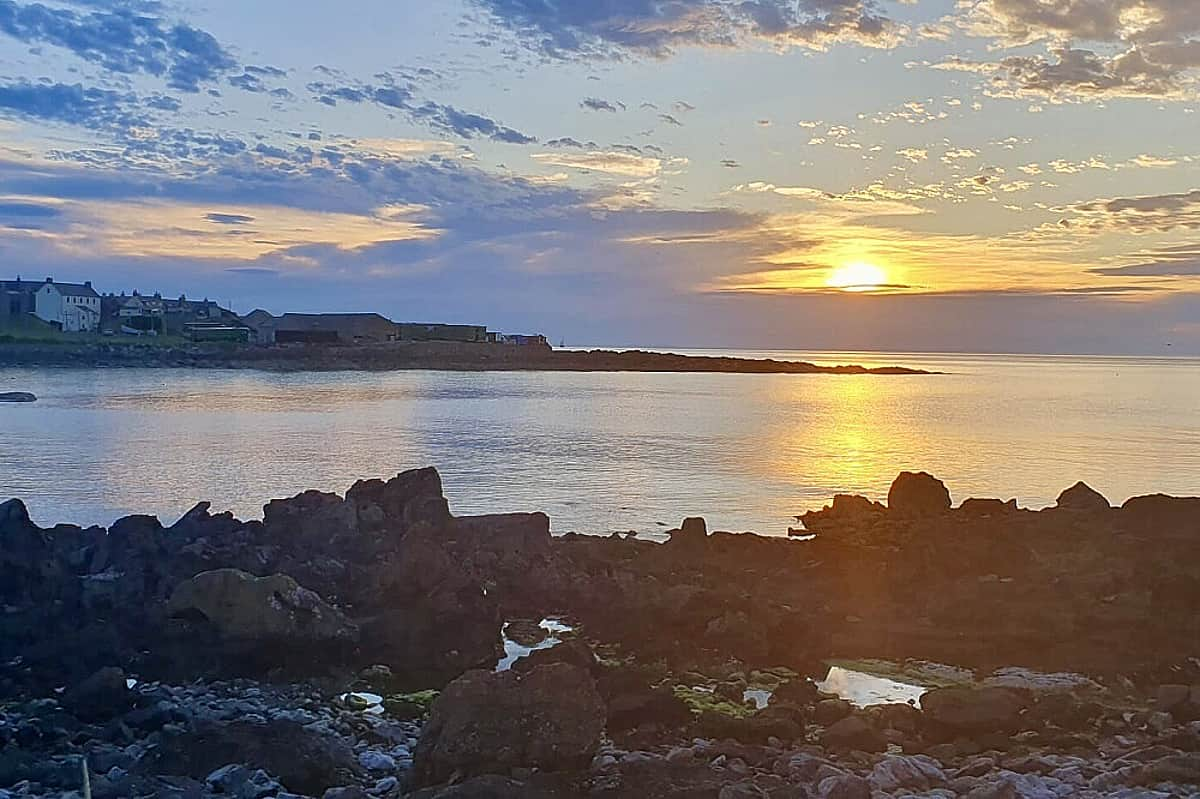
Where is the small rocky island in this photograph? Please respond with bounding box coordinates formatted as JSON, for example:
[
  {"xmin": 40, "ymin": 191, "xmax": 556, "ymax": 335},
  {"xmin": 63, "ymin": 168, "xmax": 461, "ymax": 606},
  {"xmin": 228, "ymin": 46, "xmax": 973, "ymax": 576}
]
[{"xmin": 2, "ymin": 470, "xmax": 1198, "ymax": 798}]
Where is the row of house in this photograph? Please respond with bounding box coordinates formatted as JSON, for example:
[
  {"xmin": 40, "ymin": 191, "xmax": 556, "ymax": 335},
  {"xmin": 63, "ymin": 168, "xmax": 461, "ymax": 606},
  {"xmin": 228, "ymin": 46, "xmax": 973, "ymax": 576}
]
[
  {"xmin": 240, "ymin": 311, "xmax": 547, "ymax": 347},
  {"xmin": 2, "ymin": 277, "xmax": 550, "ymax": 348}
]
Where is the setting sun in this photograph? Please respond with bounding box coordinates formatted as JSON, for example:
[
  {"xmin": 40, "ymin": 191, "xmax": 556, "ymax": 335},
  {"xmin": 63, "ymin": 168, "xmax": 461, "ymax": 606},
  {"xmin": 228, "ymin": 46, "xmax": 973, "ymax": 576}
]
[{"xmin": 826, "ymin": 262, "xmax": 888, "ymax": 292}]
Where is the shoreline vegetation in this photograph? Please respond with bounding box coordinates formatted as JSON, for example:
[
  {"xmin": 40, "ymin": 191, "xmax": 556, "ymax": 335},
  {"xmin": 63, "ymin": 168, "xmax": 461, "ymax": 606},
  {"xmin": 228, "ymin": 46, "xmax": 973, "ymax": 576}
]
[
  {"xmin": 0, "ymin": 339, "xmax": 933, "ymax": 375},
  {"xmin": 2, "ymin": 469, "xmax": 1198, "ymax": 797}
]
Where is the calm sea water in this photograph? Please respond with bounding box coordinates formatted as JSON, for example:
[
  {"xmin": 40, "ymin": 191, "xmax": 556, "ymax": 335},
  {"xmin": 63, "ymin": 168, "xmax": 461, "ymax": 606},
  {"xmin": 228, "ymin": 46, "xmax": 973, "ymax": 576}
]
[{"xmin": 2, "ymin": 351, "xmax": 1198, "ymax": 534}]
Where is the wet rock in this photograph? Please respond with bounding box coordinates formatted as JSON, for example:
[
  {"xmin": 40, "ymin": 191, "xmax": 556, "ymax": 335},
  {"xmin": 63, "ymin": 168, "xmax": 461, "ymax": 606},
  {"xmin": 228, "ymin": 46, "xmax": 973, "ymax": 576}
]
[
  {"xmin": 504, "ymin": 619, "xmax": 548, "ymax": 648},
  {"xmin": 412, "ymin": 663, "xmax": 604, "ymax": 787},
  {"xmin": 166, "ymin": 568, "xmax": 357, "ymax": 643},
  {"xmin": 1055, "ymin": 481, "xmax": 1110, "ymax": 512},
  {"xmin": 888, "ymin": 471, "xmax": 951, "ymax": 516},
  {"xmin": 770, "ymin": 678, "xmax": 818, "ymax": 708},
  {"xmin": 0, "ymin": 391, "xmax": 35, "ymax": 402},
  {"xmin": 921, "ymin": 687, "xmax": 1027, "ymax": 734},
  {"xmin": 61, "ymin": 666, "xmax": 130, "ymax": 721}
]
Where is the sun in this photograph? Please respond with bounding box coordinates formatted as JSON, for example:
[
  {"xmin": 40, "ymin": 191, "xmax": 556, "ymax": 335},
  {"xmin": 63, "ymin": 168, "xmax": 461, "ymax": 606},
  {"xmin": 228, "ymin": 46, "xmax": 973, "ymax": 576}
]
[{"xmin": 826, "ymin": 262, "xmax": 888, "ymax": 292}]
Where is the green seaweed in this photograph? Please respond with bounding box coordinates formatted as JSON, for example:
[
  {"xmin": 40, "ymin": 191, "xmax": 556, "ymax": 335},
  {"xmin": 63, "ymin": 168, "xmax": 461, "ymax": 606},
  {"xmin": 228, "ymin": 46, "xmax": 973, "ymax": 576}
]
[{"xmin": 672, "ymin": 686, "xmax": 756, "ymax": 719}]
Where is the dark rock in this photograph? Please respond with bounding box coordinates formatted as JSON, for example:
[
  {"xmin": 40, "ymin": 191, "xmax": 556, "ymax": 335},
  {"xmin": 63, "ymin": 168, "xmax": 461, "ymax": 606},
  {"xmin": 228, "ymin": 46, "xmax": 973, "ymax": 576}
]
[
  {"xmin": 813, "ymin": 698, "xmax": 852, "ymax": 725},
  {"xmin": 821, "ymin": 715, "xmax": 885, "ymax": 752},
  {"xmin": 770, "ymin": 678, "xmax": 818, "ymax": 708},
  {"xmin": 605, "ymin": 685, "xmax": 693, "ymax": 732},
  {"xmin": 407, "ymin": 775, "xmax": 557, "ymax": 798},
  {"xmin": 138, "ymin": 720, "xmax": 358, "ymax": 796},
  {"xmin": 887, "ymin": 472, "xmax": 951, "ymax": 516},
  {"xmin": 412, "ymin": 663, "xmax": 604, "ymax": 787},
  {"xmin": 0, "ymin": 391, "xmax": 35, "ymax": 402},
  {"xmin": 921, "ymin": 687, "xmax": 1027, "ymax": 734},
  {"xmin": 1055, "ymin": 482, "xmax": 1110, "ymax": 512},
  {"xmin": 512, "ymin": 640, "xmax": 596, "ymax": 675},
  {"xmin": 668, "ymin": 517, "xmax": 709, "ymax": 550},
  {"xmin": 62, "ymin": 667, "xmax": 130, "ymax": 721},
  {"xmin": 958, "ymin": 498, "xmax": 1019, "ymax": 517}
]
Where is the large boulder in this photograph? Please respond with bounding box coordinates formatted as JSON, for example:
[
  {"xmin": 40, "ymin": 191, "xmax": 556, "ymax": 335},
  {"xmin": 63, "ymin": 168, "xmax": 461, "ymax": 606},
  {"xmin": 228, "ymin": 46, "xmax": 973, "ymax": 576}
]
[
  {"xmin": 920, "ymin": 686, "xmax": 1027, "ymax": 734},
  {"xmin": 887, "ymin": 472, "xmax": 951, "ymax": 516},
  {"xmin": 667, "ymin": 517, "xmax": 709, "ymax": 551},
  {"xmin": 412, "ymin": 663, "xmax": 605, "ymax": 788},
  {"xmin": 166, "ymin": 569, "xmax": 357, "ymax": 643},
  {"xmin": 1055, "ymin": 482, "xmax": 1110, "ymax": 512}
]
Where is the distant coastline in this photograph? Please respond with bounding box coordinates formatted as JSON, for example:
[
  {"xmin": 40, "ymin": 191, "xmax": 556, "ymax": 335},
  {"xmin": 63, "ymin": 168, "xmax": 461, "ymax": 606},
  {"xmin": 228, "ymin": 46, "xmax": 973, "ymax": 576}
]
[{"xmin": 0, "ymin": 340, "xmax": 932, "ymax": 375}]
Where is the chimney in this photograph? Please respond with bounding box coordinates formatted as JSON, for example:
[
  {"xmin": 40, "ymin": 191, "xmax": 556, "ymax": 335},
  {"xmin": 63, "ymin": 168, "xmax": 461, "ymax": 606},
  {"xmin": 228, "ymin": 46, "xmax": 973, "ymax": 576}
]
[
  {"xmin": 45, "ymin": 277, "xmax": 53, "ymax": 283},
  {"xmin": 84, "ymin": 281, "xmax": 92, "ymax": 288}
]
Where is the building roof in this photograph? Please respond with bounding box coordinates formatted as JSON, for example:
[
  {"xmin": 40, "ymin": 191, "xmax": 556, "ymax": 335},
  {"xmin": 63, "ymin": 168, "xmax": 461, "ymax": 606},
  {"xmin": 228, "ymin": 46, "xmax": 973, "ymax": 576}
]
[
  {"xmin": 1, "ymin": 279, "xmax": 44, "ymax": 293},
  {"xmin": 43, "ymin": 280, "xmax": 100, "ymax": 299}
]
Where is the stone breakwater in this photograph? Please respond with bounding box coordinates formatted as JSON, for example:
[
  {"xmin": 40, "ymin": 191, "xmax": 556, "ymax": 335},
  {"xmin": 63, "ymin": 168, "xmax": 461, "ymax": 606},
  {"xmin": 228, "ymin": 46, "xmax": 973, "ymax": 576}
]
[
  {"xmin": 1, "ymin": 469, "xmax": 1198, "ymax": 798},
  {"xmin": 0, "ymin": 341, "xmax": 931, "ymax": 374}
]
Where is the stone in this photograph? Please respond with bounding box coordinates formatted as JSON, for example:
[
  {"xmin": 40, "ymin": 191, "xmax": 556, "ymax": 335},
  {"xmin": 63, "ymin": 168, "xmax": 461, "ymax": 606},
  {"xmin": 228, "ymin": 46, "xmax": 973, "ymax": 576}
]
[
  {"xmin": 869, "ymin": 755, "xmax": 947, "ymax": 792},
  {"xmin": 821, "ymin": 716, "xmax": 885, "ymax": 752},
  {"xmin": 61, "ymin": 667, "xmax": 131, "ymax": 721},
  {"xmin": 888, "ymin": 471, "xmax": 952, "ymax": 516},
  {"xmin": 1055, "ymin": 481, "xmax": 1110, "ymax": 512},
  {"xmin": 817, "ymin": 774, "xmax": 871, "ymax": 799},
  {"xmin": 718, "ymin": 782, "xmax": 770, "ymax": 799},
  {"xmin": 0, "ymin": 392, "xmax": 36, "ymax": 402},
  {"xmin": 921, "ymin": 687, "xmax": 1027, "ymax": 734},
  {"xmin": 166, "ymin": 568, "xmax": 358, "ymax": 643},
  {"xmin": 411, "ymin": 663, "xmax": 604, "ymax": 787},
  {"xmin": 1155, "ymin": 684, "xmax": 1190, "ymax": 712},
  {"xmin": 814, "ymin": 698, "xmax": 852, "ymax": 725},
  {"xmin": 358, "ymin": 751, "xmax": 396, "ymax": 772}
]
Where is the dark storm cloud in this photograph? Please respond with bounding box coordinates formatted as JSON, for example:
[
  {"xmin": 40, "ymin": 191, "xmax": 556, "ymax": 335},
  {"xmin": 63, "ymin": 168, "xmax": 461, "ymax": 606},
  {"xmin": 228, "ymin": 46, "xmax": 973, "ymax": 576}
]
[{"xmin": 0, "ymin": 0, "xmax": 236, "ymax": 91}]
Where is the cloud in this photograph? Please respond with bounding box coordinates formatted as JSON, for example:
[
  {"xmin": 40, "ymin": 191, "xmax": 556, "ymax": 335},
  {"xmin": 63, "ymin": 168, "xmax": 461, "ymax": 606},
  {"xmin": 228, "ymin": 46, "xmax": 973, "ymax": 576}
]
[
  {"xmin": 0, "ymin": 0, "xmax": 236, "ymax": 92},
  {"xmin": 1057, "ymin": 189, "xmax": 1200, "ymax": 234},
  {"xmin": 580, "ymin": 97, "xmax": 623, "ymax": 112},
  {"xmin": 469, "ymin": 0, "xmax": 906, "ymax": 60},
  {"xmin": 304, "ymin": 78, "xmax": 536, "ymax": 144},
  {"xmin": 947, "ymin": 0, "xmax": 1200, "ymax": 101},
  {"xmin": 205, "ymin": 212, "xmax": 254, "ymax": 225},
  {"xmin": 1090, "ymin": 245, "xmax": 1200, "ymax": 276},
  {"xmin": 530, "ymin": 150, "xmax": 669, "ymax": 177},
  {"xmin": 0, "ymin": 81, "xmax": 143, "ymax": 128}
]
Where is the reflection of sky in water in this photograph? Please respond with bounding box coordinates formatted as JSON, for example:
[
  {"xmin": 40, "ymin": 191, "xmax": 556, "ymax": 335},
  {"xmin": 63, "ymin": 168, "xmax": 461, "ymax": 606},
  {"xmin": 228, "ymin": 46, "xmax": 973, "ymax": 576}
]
[
  {"xmin": 494, "ymin": 619, "xmax": 572, "ymax": 672},
  {"xmin": 818, "ymin": 666, "xmax": 927, "ymax": 707},
  {"xmin": 3, "ymin": 353, "xmax": 1200, "ymax": 532},
  {"xmin": 744, "ymin": 688, "xmax": 772, "ymax": 710}
]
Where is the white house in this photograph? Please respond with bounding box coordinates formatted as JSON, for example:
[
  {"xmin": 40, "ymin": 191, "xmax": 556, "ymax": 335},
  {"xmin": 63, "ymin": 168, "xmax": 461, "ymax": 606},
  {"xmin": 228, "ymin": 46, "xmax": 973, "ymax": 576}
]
[{"xmin": 34, "ymin": 278, "xmax": 101, "ymax": 332}]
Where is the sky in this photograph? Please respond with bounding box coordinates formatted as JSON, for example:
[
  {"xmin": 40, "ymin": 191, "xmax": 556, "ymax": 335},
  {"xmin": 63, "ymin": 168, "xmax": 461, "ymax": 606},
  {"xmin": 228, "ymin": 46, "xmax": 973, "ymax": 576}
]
[{"xmin": 1, "ymin": 0, "xmax": 1199, "ymax": 354}]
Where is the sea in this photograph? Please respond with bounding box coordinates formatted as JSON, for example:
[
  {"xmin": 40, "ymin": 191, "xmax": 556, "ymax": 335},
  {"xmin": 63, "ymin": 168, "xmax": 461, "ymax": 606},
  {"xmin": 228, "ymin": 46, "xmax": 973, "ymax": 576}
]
[{"xmin": 2, "ymin": 350, "xmax": 1198, "ymax": 535}]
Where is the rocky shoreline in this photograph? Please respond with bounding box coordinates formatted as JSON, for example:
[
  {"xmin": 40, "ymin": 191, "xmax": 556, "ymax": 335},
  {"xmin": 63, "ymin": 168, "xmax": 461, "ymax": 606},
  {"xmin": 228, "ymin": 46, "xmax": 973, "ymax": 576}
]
[
  {"xmin": 2, "ymin": 470, "xmax": 1197, "ymax": 798},
  {"xmin": 0, "ymin": 342, "xmax": 930, "ymax": 375}
]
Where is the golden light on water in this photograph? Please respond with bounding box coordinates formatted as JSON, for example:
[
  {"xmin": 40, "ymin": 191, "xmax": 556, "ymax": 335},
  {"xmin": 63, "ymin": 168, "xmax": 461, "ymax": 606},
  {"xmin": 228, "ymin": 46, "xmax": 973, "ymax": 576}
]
[{"xmin": 826, "ymin": 261, "xmax": 888, "ymax": 292}]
